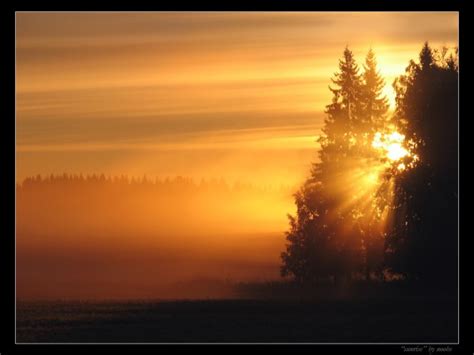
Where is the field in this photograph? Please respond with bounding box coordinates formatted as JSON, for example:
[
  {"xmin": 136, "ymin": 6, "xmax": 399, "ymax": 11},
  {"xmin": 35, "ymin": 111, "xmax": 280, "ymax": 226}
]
[{"xmin": 16, "ymin": 295, "xmax": 457, "ymax": 343}]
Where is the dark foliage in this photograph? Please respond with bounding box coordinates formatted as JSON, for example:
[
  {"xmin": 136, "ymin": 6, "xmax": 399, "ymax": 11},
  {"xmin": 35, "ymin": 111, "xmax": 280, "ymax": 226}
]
[{"xmin": 281, "ymin": 43, "xmax": 458, "ymax": 287}]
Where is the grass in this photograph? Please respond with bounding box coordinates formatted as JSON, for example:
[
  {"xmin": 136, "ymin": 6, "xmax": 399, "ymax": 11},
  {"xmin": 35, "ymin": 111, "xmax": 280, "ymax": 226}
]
[{"xmin": 16, "ymin": 281, "xmax": 457, "ymax": 343}]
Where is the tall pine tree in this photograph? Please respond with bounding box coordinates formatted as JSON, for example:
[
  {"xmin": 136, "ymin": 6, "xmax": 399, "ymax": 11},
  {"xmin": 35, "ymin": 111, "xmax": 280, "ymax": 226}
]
[
  {"xmin": 282, "ymin": 47, "xmax": 366, "ymax": 284},
  {"xmin": 361, "ymin": 48, "xmax": 390, "ymax": 133},
  {"xmin": 359, "ymin": 49, "xmax": 390, "ymax": 280},
  {"xmin": 282, "ymin": 47, "xmax": 394, "ymax": 284},
  {"xmin": 387, "ymin": 42, "xmax": 458, "ymax": 285}
]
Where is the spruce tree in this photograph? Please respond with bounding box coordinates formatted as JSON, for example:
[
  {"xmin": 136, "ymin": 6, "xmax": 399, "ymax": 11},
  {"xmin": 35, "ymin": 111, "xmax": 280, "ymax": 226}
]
[
  {"xmin": 281, "ymin": 47, "xmax": 365, "ymax": 284},
  {"xmin": 361, "ymin": 48, "xmax": 389, "ymax": 133},
  {"xmin": 359, "ymin": 49, "xmax": 390, "ymax": 280},
  {"xmin": 387, "ymin": 43, "xmax": 458, "ymax": 284}
]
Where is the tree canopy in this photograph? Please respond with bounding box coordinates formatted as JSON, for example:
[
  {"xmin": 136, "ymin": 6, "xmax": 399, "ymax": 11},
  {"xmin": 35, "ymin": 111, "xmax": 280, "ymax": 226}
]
[{"xmin": 281, "ymin": 43, "xmax": 458, "ymax": 285}]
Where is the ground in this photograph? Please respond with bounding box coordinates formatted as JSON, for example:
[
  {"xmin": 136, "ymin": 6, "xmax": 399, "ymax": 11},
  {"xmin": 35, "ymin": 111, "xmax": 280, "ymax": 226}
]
[{"xmin": 16, "ymin": 297, "xmax": 457, "ymax": 343}]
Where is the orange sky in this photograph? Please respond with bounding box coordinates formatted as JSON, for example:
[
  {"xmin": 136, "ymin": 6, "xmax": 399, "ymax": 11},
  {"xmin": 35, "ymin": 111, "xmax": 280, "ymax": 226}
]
[
  {"xmin": 16, "ymin": 12, "xmax": 458, "ymax": 187},
  {"xmin": 15, "ymin": 12, "xmax": 458, "ymax": 299}
]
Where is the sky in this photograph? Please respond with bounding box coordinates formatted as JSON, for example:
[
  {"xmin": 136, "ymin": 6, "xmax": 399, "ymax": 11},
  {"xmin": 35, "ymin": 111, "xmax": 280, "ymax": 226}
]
[
  {"xmin": 16, "ymin": 12, "xmax": 458, "ymax": 187},
  {"xmin": 15, "ymin": 12, "xmax": 458, "ymax": 299}
]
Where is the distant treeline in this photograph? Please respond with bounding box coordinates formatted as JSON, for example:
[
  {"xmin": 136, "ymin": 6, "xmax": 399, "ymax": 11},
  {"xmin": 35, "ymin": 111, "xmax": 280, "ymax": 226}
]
[
  {"xmin": 17, "ymin": 173, "xmax": 293, "ymax": 195},
  {"xmin": 16, "ymin": 173, "xmax": 294, "ymax": 249},
  {"xmin": 16, "ymin": 173, "xmax": 291, "ymax": 300}
]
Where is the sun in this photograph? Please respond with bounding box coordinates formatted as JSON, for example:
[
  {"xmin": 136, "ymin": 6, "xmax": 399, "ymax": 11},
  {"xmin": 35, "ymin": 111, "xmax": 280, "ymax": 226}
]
[
  {"xmin": 338, "ymin": 127, "xmax": 421, "ymax": 230},
  {"xmin": 371, "ymin": 130, "xmax": 419, "ymax": 172}
]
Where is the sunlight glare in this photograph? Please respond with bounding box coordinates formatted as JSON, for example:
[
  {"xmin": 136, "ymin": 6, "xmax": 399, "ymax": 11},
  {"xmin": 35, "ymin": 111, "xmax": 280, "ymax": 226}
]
[{"xmin": 371, "ymin": 130, "xmax": 418, "ymax": 170}]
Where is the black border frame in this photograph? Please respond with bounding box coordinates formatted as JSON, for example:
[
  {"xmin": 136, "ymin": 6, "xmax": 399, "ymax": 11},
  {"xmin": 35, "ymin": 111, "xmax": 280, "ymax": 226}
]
[{"xmin": 2, "ymin": 1, "xmax": 469, "ymax": 353}]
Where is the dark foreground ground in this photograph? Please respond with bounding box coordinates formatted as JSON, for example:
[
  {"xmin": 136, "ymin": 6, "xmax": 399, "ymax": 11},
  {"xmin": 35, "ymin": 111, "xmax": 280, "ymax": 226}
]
[{"xmin": 17, "ymin": 297, "xmax": 457, "ymax": 343}]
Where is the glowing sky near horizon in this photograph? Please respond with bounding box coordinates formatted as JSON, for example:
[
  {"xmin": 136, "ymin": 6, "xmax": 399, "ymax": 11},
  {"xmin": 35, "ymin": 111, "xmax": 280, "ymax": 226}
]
[{"xmin": 16, "ymin": 12, "xmax": 458, "ymax": 186}]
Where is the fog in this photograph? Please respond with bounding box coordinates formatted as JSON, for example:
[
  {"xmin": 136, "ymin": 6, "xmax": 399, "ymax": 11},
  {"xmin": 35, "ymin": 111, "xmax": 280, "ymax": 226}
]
[{"xmin": 16, "ymin": 175, "xmax": 295, "ymax": 299}]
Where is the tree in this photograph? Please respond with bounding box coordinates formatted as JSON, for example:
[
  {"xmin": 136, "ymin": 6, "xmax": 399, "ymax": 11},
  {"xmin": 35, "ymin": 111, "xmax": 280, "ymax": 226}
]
[
  {"xmin": 359, "ymin": 49, "xmax": 391, "ymax": 280},
  {"xmin": 387, "ymin": 42, "xmax": 458, "ymax": 284},
  {"xmin": 361, "ymin": 48, "xmax": 390, "ymax": 133},
  {"xmin": 281, "ymin": 47, "xmax": 366, "ymax": 284},
  {"xmin": 281, "ymin": 44, "xmax": 455, "ymax": 287},
  {"xmin": 321, "ymin": 46, "xmax": 363, "ymax": 159},
  {"xmin": 281, "ymin": 181, "xmax": 332, "ymax": 283}
]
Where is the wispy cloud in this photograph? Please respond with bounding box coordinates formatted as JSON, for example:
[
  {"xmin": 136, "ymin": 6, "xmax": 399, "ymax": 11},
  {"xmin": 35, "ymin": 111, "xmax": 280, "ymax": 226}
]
[{"xmin": 16, "ymin": 12, "xmax": 458, "ymax": 184}]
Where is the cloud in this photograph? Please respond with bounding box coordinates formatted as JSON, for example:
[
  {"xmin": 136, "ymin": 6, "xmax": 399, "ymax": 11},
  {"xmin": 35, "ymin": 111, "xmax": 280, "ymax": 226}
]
[{"xmin": 16, "ymin": 12, "xmax": 458, "ymax": 185}]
